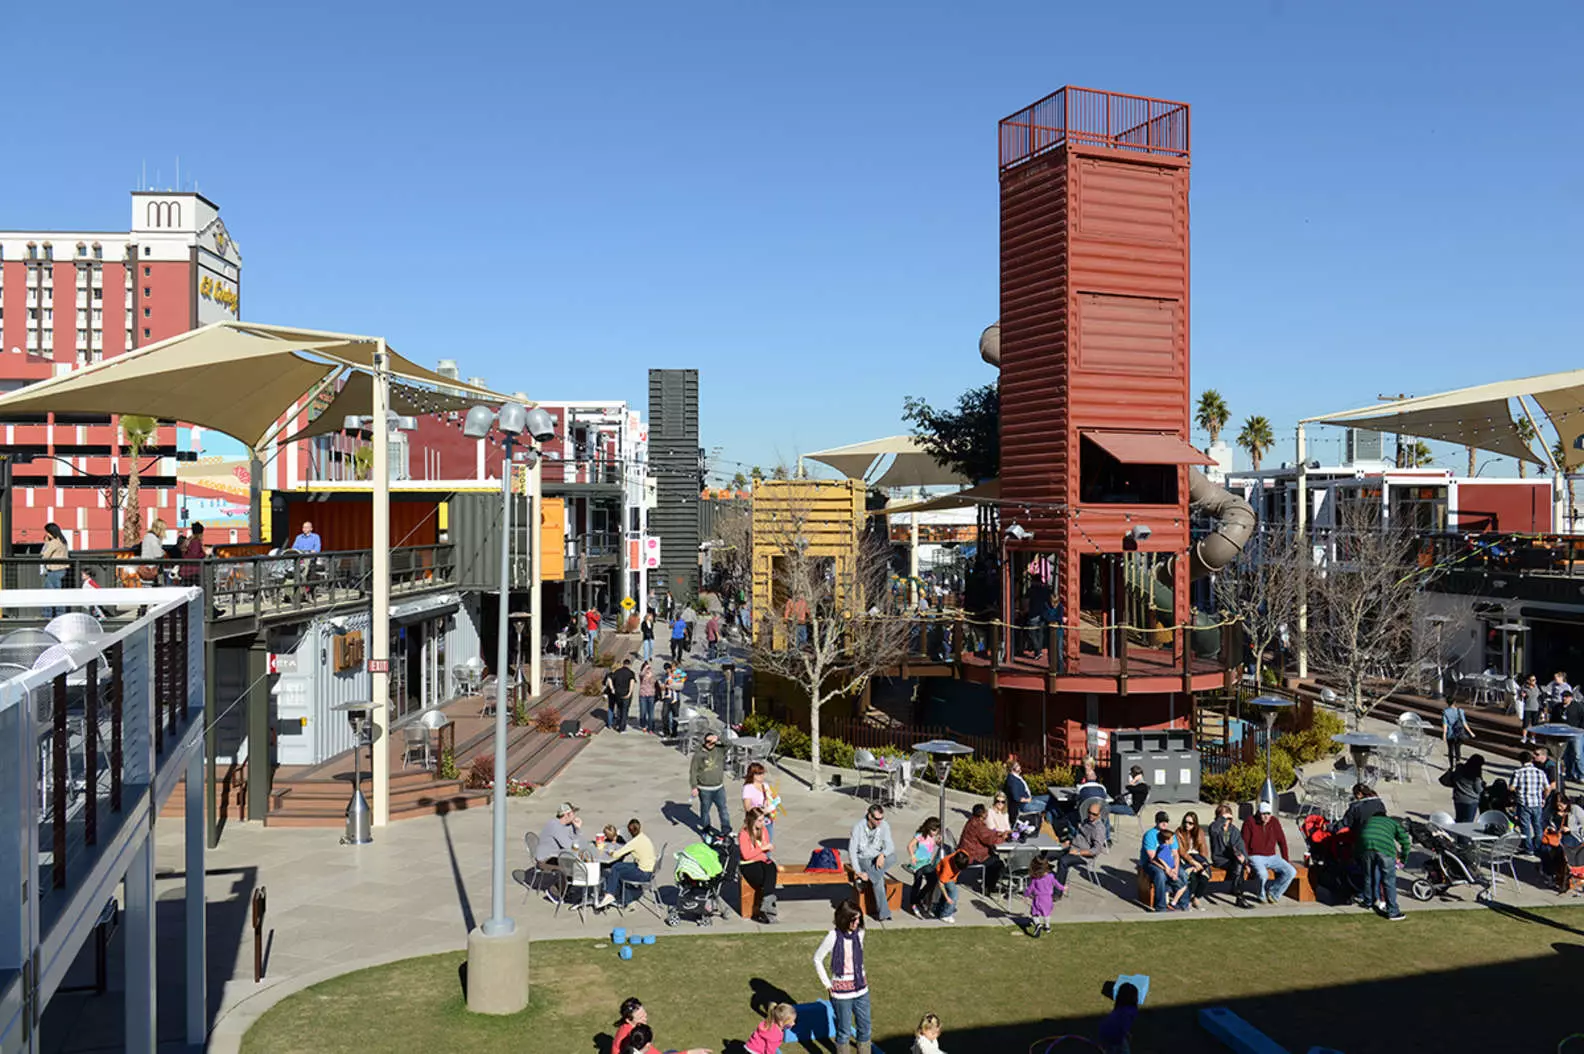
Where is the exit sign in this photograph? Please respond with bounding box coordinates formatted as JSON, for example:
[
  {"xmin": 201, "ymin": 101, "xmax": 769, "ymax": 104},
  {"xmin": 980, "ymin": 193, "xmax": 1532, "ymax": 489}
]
[{"xmin": 367, "ymin": 659, "xmax": 390, "ymax": 674}]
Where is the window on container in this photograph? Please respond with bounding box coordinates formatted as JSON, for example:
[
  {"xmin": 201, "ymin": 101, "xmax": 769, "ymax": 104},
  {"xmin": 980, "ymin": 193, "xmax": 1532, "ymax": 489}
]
[
  {"xmin": 142, "ymin": 246, "xmax": 151, "ymax": 257},
  {"xmin": 143, "ymin": 266, "xmax": 151, "ymax": 277},
  {"xmin": 143, "ymin": 327, "xmax": 151, "ymax": 339},
  {"xmin": 1078, "ymin": 436, "xmax": 1177, "ymax": 505},
  {"xmin": 143, "ymin": 287, "xmax": 151, "ymax": 298},
  {"xmin": 92, "ymin": 288, "xmax": 102, "ymax": 301},
  {"xmin": 143, "ymin": 307, "xmax": 151, "ymax": 318}
]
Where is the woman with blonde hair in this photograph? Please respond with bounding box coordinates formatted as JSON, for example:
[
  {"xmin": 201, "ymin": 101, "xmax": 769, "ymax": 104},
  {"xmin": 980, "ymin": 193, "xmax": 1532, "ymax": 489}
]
[
  {"xmin": 139, "ymin": 518, "xmax": 167, "ymax": 583},
  {"xmin": 985, "ymin": 792, "xmax": 1012, "ymax": 834},
  {"xmin": 742, "ymin": 761, "xmax": 781, "ymax": 842}
]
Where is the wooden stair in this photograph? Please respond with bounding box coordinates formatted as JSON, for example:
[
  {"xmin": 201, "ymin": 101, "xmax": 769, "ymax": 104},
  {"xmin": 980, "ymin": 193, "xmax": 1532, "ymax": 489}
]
[
  {"xmin": 1293, "ymin": 680, "xmax": 1524, "ymax": 761},
  {"xmin": 264, "ymin": 769, "xmax": 484, "ymax": 828},
  {"xmin": 160, "ymin": 760, "xmax": 248, "ymax": 822}
]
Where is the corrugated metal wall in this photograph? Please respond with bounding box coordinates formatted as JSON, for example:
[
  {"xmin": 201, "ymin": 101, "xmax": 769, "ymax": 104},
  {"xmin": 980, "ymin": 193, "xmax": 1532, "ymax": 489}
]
[
  {"xmin": 280, "ymin": 497, "xmax": 440, "ymax": 550},
  {"xmin": 649, "ymin": 369, "xmax": 701, "ymax": 604},
  {"xmin": 270, "ymin": 612, "xmax": 371, "ymax": 765},
  {"xmin": 998, "ymin": 89, "xmax": 1193, "ymax": 633}
]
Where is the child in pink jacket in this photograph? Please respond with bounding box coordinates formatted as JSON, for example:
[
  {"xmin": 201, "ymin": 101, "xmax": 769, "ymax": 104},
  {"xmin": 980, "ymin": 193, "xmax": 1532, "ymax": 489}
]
[
  {"xmin": 1023, "ymin": 855, "xmax": 1063, "ymax": 937},
  {"xmin": 745, "ymin": 1003, "xmax": 797, "ymax": 1054}
]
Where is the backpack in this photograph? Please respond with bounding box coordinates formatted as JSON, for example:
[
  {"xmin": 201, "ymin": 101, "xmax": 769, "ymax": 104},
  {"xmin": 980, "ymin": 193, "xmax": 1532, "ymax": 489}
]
[
  {"xmin": 806, "ymin": 847, "xmax": 843, "ymax": 872},
  {"xmin": 1445, "ymin": 708, "xmax": 1468, "ymax": 740}
]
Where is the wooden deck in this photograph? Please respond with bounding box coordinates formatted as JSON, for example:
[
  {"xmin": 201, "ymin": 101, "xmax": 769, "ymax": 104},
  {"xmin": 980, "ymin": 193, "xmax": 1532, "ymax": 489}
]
[{"xmin": 958, "ymin": 645, "xmax": 1228, "ymax": 694}]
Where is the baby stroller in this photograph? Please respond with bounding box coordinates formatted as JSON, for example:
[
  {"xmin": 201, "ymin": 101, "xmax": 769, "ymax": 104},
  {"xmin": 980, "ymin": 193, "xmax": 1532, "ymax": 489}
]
[
  {"xmin": 665, "ymin": 829, "xmax": 733, "ymax": 927},
  {"xmin": 1300, "ymin": 814, "xmax": 1362, "ymax": 902},
  {"xmin": 1405, "ymin": 818, "xmax": 1490, "ymax": 903}
]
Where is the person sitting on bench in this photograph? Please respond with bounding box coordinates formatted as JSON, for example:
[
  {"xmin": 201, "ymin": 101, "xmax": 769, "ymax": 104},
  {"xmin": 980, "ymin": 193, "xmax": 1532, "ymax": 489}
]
[{"xmin": 849, "ymin": 805, "xmax": 897, "ymax": 922}]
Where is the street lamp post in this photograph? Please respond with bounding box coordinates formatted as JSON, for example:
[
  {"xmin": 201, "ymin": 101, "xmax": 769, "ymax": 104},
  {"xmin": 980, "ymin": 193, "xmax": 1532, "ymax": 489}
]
[{"xmin": 462, "ymin": 401, "xmax": 552, "ymax": 1017}]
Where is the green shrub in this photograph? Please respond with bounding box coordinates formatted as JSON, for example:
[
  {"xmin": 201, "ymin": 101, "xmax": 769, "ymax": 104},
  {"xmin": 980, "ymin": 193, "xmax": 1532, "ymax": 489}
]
[
  {"xmin": 1200, "ymin": 748, "xmax": 1296, "ymax": 805},
  {"xmin": 873, "ymin": 744, "xmax": 908, "ymax": 760},
  {"xmin": 778, "ymin": 725, "xmax": 812, "ymax": 761},
  {"xmin": 743, "ymin": 713, "xmax": 778, "ymax": 736},
  {"xmin": 929, "ymin": 756, "xmax": 1008, "ymax": 797},
  {"xmin": 819, "ymin": 737, "xmax": 856, "ymax": 771},
  {"xmin": 1026, "ymin": 765, "xmax": 1075, "ymax": 793},
  {"xmin": 1274, "ymin": 709, "xmax": 1346, "ymax": 767},
  {"xmin": 1310, "ymin": 708, "xmax": 1346, "ymax": 740}
]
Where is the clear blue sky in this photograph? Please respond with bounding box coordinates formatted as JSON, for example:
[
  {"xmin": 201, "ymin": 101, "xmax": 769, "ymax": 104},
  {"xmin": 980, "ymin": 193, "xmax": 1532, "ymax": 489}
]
[{"xmin": 7, "ymin": 2, "xmax": 1581, "ymax": 477}]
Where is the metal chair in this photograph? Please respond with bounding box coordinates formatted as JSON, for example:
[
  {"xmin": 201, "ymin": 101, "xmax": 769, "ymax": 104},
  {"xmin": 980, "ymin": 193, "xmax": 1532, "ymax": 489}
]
[
  {"xmin": 758, "ymin": 727, "xmax": 782, "ymax": 769},
  {"xmin": 1000, "ymin": 845, "xmax": 1039, "ymax": 905},
  {"xmin": 518, "ymin": 832, "xmax": 544, "ymax": 902},
  {"xmin": 553, "ymin": 851, "xmax": 597, "ymax": 922},
  {"xmin": 1476, "ymin": 831, "xmax": 1523, "ymax": 894},
  {"xmin": 619, "ymin": 840, "xmax": 668, "ymax": 919},
  {"xmin": 400, "ymin": 726, "xmax": 431, "ymax": 769}
]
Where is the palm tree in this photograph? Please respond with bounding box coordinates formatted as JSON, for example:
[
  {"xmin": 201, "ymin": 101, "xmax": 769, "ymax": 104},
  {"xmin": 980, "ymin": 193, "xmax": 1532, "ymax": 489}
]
[
  {"xmin": 1195, "ymin": 390, "xmax": 1231, "ymax": 449},
  {"xmin": 1236, "ymin": 415, "xmax": 1275, "ymax": 471},
  {"xmin": 1515, "ymin": 417, "xmax": 1539, "ymax": 479},
  {"xmin": 1466, "ymin": 444, "xmax": 1477, "ymax": 477},
  {"xmin": 119, "ymin": 414, "xmax": 158, "ymax": 547},
  {"xmin": 1403, "ymin": 440, "xmax": 1434, "ymax": 468}
]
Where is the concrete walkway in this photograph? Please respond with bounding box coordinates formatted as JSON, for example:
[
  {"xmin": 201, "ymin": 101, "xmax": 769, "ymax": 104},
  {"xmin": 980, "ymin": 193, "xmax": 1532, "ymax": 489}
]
[{"xmin": 47, "ymin": 673, "xmax": 1575, "ymax": 1052}]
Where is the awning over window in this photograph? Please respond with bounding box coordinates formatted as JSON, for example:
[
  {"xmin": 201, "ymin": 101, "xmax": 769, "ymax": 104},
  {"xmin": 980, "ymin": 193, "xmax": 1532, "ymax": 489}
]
[{"xmin": 1082, "ymin": 431, "xmax": 1214, "ymax": 466}]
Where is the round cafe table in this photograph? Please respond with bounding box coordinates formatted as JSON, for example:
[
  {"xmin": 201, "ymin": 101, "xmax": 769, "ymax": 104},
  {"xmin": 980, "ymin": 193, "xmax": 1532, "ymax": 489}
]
[{"xmin": 1332, "ymin": 732, "xmax": 1395, "ymax": 784}]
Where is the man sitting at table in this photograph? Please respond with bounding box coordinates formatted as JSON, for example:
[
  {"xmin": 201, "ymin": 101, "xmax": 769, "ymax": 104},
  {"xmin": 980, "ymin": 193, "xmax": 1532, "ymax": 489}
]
[
  {"xmin": 958, "ymin": 803, "xmax": 1008, "ymax": 896},
  {"xmin": 536, "ymin": 802, "xmax": 583, "ymax": 903},
  {"xmin": 1056, "ymin": 797, "xmax": 1108, "ymax": 887},
  {"xmin": 597, "ymin": 818, "xmax": 656, "ymax": 910},
  {"xmin": 849, "ymin": 804, "xmax": 897, "ymax": 921}
]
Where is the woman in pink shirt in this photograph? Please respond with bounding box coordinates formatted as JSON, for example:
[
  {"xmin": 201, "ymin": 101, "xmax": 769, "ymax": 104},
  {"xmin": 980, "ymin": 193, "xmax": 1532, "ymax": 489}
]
[{"xmin": 742, "ymin": 762, "xmax": 781, "ymax": 842}]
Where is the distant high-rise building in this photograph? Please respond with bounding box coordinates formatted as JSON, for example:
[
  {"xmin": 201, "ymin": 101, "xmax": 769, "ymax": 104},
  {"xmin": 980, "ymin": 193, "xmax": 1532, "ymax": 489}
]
[
  {"xmin": 0, "ymin": 191, "xmax": 243, "ymax": 547},
  {"xmin": 647, "ymin": 369, "xmax": 700, "ymax": 605}
]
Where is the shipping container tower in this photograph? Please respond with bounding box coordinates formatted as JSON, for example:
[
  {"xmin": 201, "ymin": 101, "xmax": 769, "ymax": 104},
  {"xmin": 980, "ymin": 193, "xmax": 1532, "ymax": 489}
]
[{"xmin": 993, "ymin": 87, "xmax": 1234, "ymax": 744}]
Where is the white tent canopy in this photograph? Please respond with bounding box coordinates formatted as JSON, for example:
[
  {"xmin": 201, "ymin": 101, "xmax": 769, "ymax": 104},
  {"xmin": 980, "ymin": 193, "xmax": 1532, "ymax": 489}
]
[
  {"xmin": 0, "ymin": 321, "xmax": 512, "ymax": 452},
  {"xmin": 803, "ymin": 434, "xmax": 969, "ymax": 488},
  {"xmin": 1300, "ymin": 369, "xmax": 1584, "ymax": 468},
  {"xmin": 872, "ymin": 479, "xmax": 1000, "ymax": 517}
]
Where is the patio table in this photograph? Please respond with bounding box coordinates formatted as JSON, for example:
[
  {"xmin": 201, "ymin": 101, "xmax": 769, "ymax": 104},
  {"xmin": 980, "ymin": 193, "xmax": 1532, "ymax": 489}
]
[{"xmin": 1435, "ymin": 820, "xmax": 1500, "ymax": 844}]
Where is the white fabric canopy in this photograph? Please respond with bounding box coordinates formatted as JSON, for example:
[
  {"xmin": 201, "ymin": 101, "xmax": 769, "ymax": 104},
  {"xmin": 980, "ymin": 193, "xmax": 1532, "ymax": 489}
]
[
  {"xmin": 0, "ymin": 321, "xmax": 513, "ymax": 451},
  {"xmin": 804, "ymin": 435, "xmax": 969, "ymax": 487},
  {"xmin": 274, "ymin": 372, "xmax": 483, "ymax": 447},
  {"xmin": 1300, "ymin": 370, "xmax": 1584, "ymax": 466},
  {"xmin": 874, "ymin": 479, "xmax": 1001, "ymax": 517}
]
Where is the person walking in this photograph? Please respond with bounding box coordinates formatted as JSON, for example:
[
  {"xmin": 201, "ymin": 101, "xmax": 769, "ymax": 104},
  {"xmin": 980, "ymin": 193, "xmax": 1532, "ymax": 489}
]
[
  {"xmin": 604, "ymin": 658, "xmax": 637, "ymax": 733},
  {"xmin": 814, "ymin": 900, "xmax": 873, "ymax": 1054},
  {"xmin": 705, "ymin": 612, "xmax": 721, "ymax": 660},
  {"xmin": 1240, "ymin": 801, "xmax": 1296, "ymax": 903},
  {"xmin": 690, "ymin": 731, "xmax": 731, "ymax": 832},
  {"xmin": 640, "ymin": 612, "xmax": 656, "ymax": 663},
  {"xmin": 1442, "ymin": 754, "xmax": 1486, "ymax": 823},
  {"xmin": 637, "ymin": 660, "xmax": 658, "ymax": 734},
  {"xmin": 849, "ymin": 805, "xmax": 896, "ymax": 922},
  {"xmin": 1442, "ymin": 699, "xmax": 1473, "ymax": 768},
  {"xmin": 40, "ymin": 523, "xmax": 71, "ymax": 616},
  {"xmin": 670, "ymin": 614, "xmax": 688, "ymax": 664},
  {"xmin": 1512, "ymin": 750, "xmax": 1549, "ymax": 856},
  {"xmin": 1357, "ymin": 810, "xmax": 1410, "ymax": 920},
  {"xmin": 1522, "ymin": 674, "xmax": 1543, "ymax": 744},
  {"xmin": 659, "ymin": 662, "xmax": 680, "ymax": 738}
]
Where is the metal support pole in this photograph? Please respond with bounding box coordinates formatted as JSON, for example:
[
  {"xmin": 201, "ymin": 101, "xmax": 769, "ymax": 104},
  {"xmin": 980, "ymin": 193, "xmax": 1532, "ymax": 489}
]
[
  {"xmin": 248, "ymin": 454, "xmax": 264, "ymax": 545},
  {"xmin": 485, "ymin": 436, "xmax": 516, "ymax": 937},
  {"xmin": 246, "ymin": 643, "xmax": 269, "ymax": 822},
  {"xmin": 124, "ymin": 830, "xmax": 156, "ymax": 1054},
  {"xmin": 1295, "ymin": 424, "xmax": 1309, "ymax": 680},
  {"xmin": 909, "ymin": 514, "xmax": 919, "ymax": 609},
  {"xmin": 370, "ymin": 343, "xmax": 391, "ymax": 827},
  {"xmin": 185, "ymin": 748, "xmax": 206, "ymax": 1051},
  {"xmin": 205, "ymin": 640, "xmax": 219, "ymax": 849},
  {"xmin": 529, "ymin": 451, "xmax": 543, "ymax": 699}
]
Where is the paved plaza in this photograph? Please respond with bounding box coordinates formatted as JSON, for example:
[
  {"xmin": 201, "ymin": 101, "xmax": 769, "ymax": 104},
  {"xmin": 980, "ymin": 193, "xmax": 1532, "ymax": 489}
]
[{"xmin": 35, "ymin": 693, "xmax": 1571, "ymax": 1053}]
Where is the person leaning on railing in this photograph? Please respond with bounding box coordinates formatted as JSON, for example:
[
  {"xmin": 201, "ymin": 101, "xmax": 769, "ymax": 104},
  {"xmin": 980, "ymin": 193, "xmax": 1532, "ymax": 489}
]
[{"xmin": 138, "ymin": 518, "xmax": 167, "ymax": 585}]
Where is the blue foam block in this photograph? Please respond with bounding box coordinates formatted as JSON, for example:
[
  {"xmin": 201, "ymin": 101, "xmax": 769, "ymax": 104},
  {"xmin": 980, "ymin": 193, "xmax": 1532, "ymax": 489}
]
[
  {"xmin": 1198, "ymin": 1007, "xmax": 1288, "ymax": 1054},
  {"xmin": 784, "ymin": 1000, "xmax": 835, "ymax": 1043},
  {"xmin": 617, "ymin": 945, "xmax": 633, "ymax": 960}
]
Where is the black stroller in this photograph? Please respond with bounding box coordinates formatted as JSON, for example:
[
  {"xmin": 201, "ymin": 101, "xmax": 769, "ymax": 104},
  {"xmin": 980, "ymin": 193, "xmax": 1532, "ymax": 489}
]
[
  {"xmin": 1405, "ymin": 818, "xmax": 1490, "ymax": 903},
  {"xmin": 665, "ymin": 828, "xmax": 734, "ymax": 927}
]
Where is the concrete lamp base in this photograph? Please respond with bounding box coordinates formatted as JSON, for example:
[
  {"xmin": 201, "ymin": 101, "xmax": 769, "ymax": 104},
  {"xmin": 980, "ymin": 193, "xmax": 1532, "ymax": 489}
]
[{"xmin": 465, "ymin": 923, "xmax": 531, "ymax": 1015}]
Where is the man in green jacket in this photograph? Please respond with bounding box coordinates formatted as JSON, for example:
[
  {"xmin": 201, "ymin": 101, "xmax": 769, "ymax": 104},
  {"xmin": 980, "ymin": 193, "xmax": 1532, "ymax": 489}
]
[{"xmin": 1358, "ymin": 811, "xmax": 1411, "ymax": 921}]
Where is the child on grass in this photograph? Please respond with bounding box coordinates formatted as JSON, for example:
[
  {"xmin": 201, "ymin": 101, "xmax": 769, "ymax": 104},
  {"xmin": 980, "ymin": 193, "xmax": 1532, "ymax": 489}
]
[
  {"xmin": 745, "ymin": 1002, "xmax": 796, "ymax": 1054},
  {"xmin": 1098, "ymin": 982, "xmax": 1139, "ymax": 1054},
  {"xmin": 1022, "ymin": 855, "xmax": 1063, "ymax": 937},
  {"xmin": 912, "ymin": 1012, "xmax": 947, "ymax": 1054}
]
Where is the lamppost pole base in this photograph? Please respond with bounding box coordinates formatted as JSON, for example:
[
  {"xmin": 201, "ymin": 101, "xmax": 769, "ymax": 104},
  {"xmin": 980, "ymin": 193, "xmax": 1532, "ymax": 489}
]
[{"xmin": 465, "ymin": 923, "xmax": 530, "ymax": 1015}]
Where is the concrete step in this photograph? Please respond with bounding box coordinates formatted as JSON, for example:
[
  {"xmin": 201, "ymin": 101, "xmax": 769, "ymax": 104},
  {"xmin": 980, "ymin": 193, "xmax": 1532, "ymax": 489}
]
[{"xmin": 263, "ymin": 790, "xmax": 488, "ymax": 827}]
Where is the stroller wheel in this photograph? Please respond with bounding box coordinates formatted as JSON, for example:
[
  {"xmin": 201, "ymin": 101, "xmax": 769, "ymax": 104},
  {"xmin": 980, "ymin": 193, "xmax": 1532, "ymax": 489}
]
[
  {"xmin": 1410, "ymin": 879, "xmax": 1435, "ymax": 902},
  {"xmin": 666, "ymin": 916, "xmax": 679, "ymax": 927}
]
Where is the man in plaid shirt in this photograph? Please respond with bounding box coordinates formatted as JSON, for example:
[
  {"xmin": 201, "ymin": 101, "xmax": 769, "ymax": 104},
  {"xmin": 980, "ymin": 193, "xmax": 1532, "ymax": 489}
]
[{"xmin": 1513, "ymin": 750, "xmax": 1550, "ymax": 856}]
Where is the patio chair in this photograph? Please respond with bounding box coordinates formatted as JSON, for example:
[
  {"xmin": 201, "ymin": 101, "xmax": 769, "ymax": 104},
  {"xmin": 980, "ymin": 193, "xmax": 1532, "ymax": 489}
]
[
  {"xmin": 1000, "ymin": 845, "xmax": 1039, "ymax": 902},
  {"xmin": 553, "ymin": 851, "xmax": 597, "ymax": 923},
  {"xmin": 619, "ymin": 840, "xmax": 668, "ymax": 920},
  {"xmin": 1079, "ymin": 846, "xmax": 1106, "ymax": 888},
  {"xmin": 1476, "ymin": 831, "xmax": 1523, "ymax": 894},
  {"xmin": 758, "ymin": 727, "xmax": 782, "ymax": 769},
  {"xmin": 518, "ymin": 832, "xmax": 544, "ymax": 902},
  {"xmin": 400, "ymin": 726, "xmax": 431, "ymax": 770}
]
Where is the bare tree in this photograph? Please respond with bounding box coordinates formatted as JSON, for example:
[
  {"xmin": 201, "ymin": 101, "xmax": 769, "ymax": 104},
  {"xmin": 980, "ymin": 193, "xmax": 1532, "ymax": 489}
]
[
  {"xmin": 706, "ymin": 501, "xmax": 752, "ymax": 601},
  {"xmin": 1307, "ymin": 503, "xmax": 1445, "ymax": 726},
  {"xmin": 750, "ymin": 496, "xmax": 909, "ymax": 790},
  {"xmin": 1215, "ymin": 525, "xmax": 1302, "ymax": 692}
]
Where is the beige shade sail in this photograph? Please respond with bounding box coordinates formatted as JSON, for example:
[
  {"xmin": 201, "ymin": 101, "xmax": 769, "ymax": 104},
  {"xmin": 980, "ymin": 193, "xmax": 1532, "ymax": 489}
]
[
  {"xmin": 872, "ymin": 479, "xmax": 1001, "ymax": 517},
  {"xmin": 804, "ymin": 434, "xmax": 969, "ymax": 487},
  {"xmin": 273, "ymin": 372, "xmax": 486, "ymax": 447},
  {"xmin": 1299, "ymin": 370, "xmax": 1584, "ymax": 466},
  {"xmin": 0, "ymin": 321, "xmax": 512, "ymax": 451}
]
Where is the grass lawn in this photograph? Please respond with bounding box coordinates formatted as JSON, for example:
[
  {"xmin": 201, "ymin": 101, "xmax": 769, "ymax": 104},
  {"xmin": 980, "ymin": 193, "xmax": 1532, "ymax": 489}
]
[{"xmin": 241, "ymin": 905, "xmax": 1584, "ymax": 1053}]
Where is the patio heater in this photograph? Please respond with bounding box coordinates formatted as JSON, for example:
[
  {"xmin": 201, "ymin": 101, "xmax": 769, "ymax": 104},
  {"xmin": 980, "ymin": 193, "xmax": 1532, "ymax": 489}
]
[
  {"xmin": 331, "ymin": 699, "xmax": 377, "ymax": 845},
  {"xmin": 914, "ymin": 739, "xmax": 973, "ymax": 868},
  {"xmin": 1425, "ymin": 614, "xmax": 1450, "ymax": 699},
  {"xmin": 1496, "ymin": 621, "xmax": 1528, "ymax": 684},
  {"xmin": 462, "ymin": 399, "xmax": 554, "ymax": 1008},
  {"xmin": 1531, "ymin": 722, "xmax": 1582, "ymax": 803},
  {"xmin": 1249, "ymin": 696, "xmax": 1293, "ymax": 810}
]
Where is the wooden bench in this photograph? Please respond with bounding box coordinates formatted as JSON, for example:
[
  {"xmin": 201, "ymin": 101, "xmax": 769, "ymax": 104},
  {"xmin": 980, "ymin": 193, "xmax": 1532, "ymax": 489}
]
[
  {"xmin": 1134, "ymin": 862, "xmax": 1314, "ymax": 907},
  {"xmin": 740, "ymin": 864, "xmax": 903, "ymax": 920}
]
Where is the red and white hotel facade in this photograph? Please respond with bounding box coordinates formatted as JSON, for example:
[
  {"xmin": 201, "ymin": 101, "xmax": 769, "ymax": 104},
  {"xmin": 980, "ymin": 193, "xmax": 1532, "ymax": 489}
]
[{"xmin": 0, "ymin": 191, "xmax": 244, "ymax": 549}]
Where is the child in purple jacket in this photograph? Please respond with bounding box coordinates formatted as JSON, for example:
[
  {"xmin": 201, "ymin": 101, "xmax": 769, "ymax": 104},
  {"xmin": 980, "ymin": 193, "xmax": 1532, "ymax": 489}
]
[{"xmin": 1023, "ymin": 855, "xmax": 1063, "ymax": 937}]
